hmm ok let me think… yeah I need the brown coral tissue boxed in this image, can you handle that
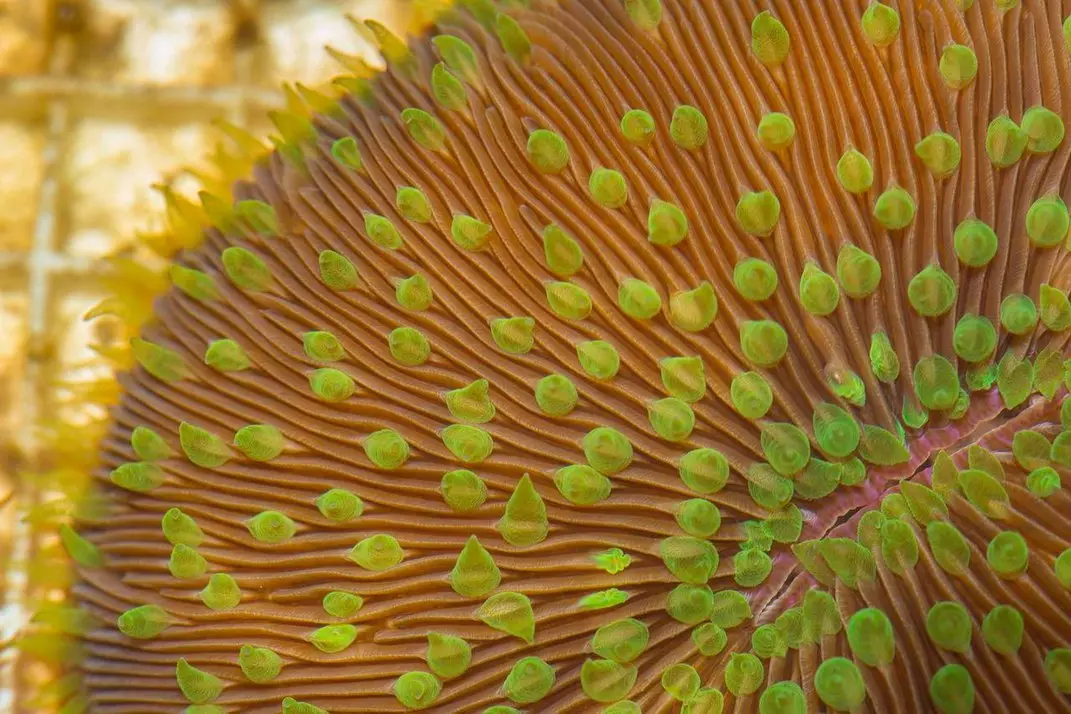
[64,0,1071,712]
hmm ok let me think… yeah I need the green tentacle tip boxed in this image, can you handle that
[589,167,629,208]
[1023,105,1065,153]
[759,681,805,714]
[915,131,960,178]
[733,547,773,587]
[235,199,278,236]
[330,135,362,170]
[396,274,433,311]
[233,424,284,462]
[396,186,432,223]
[708,589,751,629]
[602,702,641,714]
[734,257,778,301]
[813,402,860,458]
[445,379,495,424]
[316,488,363,522]
[986,115,1028,167]
[868,330,900,382]
[427,632,471,678]
[799,261,840,316]
[451,213,493,251]
[679,448,729,494]
[168,543,207,579]
[1041,284,1071,330]
[535,373,578,416]
[751,11,790,66]
[527,129,569,174]
[303,331,344,362]
[847,607,895,667]
[735,189,781,236]
[199,573,240,610]
[1000,293,1038,335]
[496,12,531,64]
[751,624,787,659]
[1026,195,1069,247]
[131,337,187,382]
[761,422,810,476]
[176,658,223,704]
[477,591,535,642]
[648,397,695,442]
[861,2,899,47]
[981,604,1023,654]
[908,264,956,317]
[926,601,972,653]
[747,463,793,509]
[953,218,998,267]
[692,621,727,657]
[625,0,662,31]
[282,699,328,714]
[309,623,357,653]
[555,465,611,505]
[394,671,442,710]
[987,530,1028,577]
[170,264,218,302]
[490,316,534,354]
[432,62,467,111]
[546,280,592,320]
[1048,649,1071,694]
[308,367,355,402]
[433,34,479,86]
[661,663,700,701]
[131,425,170,461]
[660,355,705,403]
[664,583,714,624]
[246,510,295,545]
[648,198,688,246]
[583,426,633,474]
[930,663,975,714]
[940,44,977,89]
[731,371,772,419]
[498,473,548,547]
[669,281,716,332]
[451,535,501,597]
[913,354,959,410]
[318,249,360,290]
[740,319,788,367]
[109,461,163,493]
[389,327,430,366]
[323,590,363,618]
[162,507,204,547]
[670,105,708,150]
[953,314,996,363]
[221,246,271,291]
[442,424,493,464]
[347,533,403,571]
[859,425,909,465]
[580,658,638,702]
[815,658,865,711]
[880,518,919,573]
[364,212,403,250]
[58,525,100,567]
[1027,466,1061,498]
[542,223,583,277]
[179,422,231,468]
[836,147,873,193]
[675,499,720,538]
[401,107,446,152]
[204,338,249,372]
[659,536,718,584]
[758,112,795,151]
[724,652,764,697]
[504,657,555,704]
[873,185,916,230]
[836,244,881,298]
[363,428,410,469]
[578,588,629,610]
[117,604,170,640]
[592,547,631,574]
[620,108,656,146]
[997,353,1033,409]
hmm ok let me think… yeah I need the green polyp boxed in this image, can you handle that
[725,652,764,697]
[691,622,727,656]
[659,536,719,584]
[793,458,840,500]
[881,518,920,574]
[498,473,548,547]
[348,533,404,571]
[396,186,432,224]
[734,257,778,301]
[445,379,495,424]
[233,424,284,462]
[1036,348,1063,397]
[774,607,805,648]
[441,424,493,464]
[760,422,810,476]
[186,706,226,714]
[1022,105,1065,153]
[869,331,900,382]
[751,624,787,659]
[579,658,638,703]
[162,508,204,548]
[482,709,521,714]
[1057,548,1071,588]
[583,426,633,475]
[913,354,960,410]
[1041,284,1071,330]
[950,389,970,419]
[706,589,750,629]
[496,11,531,63]
[477,591,535,642]
[735,190,781,236]
[331,135,362,171]
[664,583,714,624]
[401,107,446,151]
[176,659,222,704]
[246,510,295,545]
[953,218,998,267]
[170,265,218,302]
[751,11,790,66]
[620,108,656,146]
[363,212,402,250]
[757,112,795,151]
[987,530,1029,577]
[1013,429,1050,471]
[318,249,360,290]
[675,498,721,538]
[545,281,592,320]
[588,167,629,208]
[835,244,881,298]
[827,367,866,407]
[441,470,487,512]
[388,327,430,366]
[542,223,583,277]
[490,316,535,354]
[758,681,805,714]
[902,396,929,429]
[178,422,230,468]
[1048,649,1071,694]
[914,131,960,178]
[986,115,1029,167]
[577,340,620,380]
[1026,195,1070,247]
[901,481,948,524]
[199,573,240,611]
[316,488,363,522]
[809,404,858,460]
[742,520,774,552]
[130,426,170,462]
[733,548,773,587]
[997,352,1033,409]
[746,462,794,509]
[502,656,555,704]
[221,246,271,292]
[729,371,771,419]
[110,462,164,493]
[592,547,632,574]
[952,314,997,363]
[846,607,895,667]
[554,465,611,506]
[660,663,700,702]
[659,356,705,403]
[117,604,170,640]
[1064,398,1071,430]
[618,278,661,320]
[395,274,433,312]
[323,590,363,618]
[425,633,471,679]
[431,63,466,111]
[534,373,578,417]
[740,320,788,367]
[578,588,630,610]
[798,261,840,315]
[1000,293,1038,335]
[840,457,867,486]
[1028,466,1061,498]
[670,105,708,150]
[526,129,569,174]
[765,504,803,543]
[880,492,910,520]
[836,147,873,193]
[858,424,908,466]
[235,199,278,236]
[815,657,866,711]
[979,604,1024,655]
[451,214,493,251]
[432,34,479,86]
[58,525,101,568]
[168,543,206,580]
[451,535,501,597]
[926,520,970,576]
[873,185,916,230]
[394,671,442,710]
[589,618,649,665]
[303,331,344,363]
[648,398,695,442]
[801,589,842,641]
[908,264,957,317]
[926,601,972,653]
[669,281,717,332]
[930,663,975,714]
[310,623,358,653]
[818,538,876,588]
[940,43,977,89]
[679,448,729,494]
[131,337,187,382]
[792,540,835,587]
[308,368,356,402]
[959,466,1010,518]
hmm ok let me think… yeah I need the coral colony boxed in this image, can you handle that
[56,0,1071,712]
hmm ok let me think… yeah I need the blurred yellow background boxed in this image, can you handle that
[0,0,418,708]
